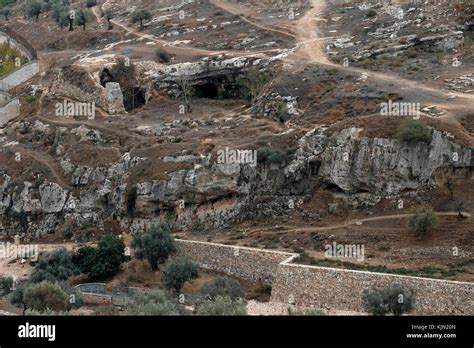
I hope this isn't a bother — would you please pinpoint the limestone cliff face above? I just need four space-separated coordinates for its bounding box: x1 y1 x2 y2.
0 127 471 238
287 127 472 195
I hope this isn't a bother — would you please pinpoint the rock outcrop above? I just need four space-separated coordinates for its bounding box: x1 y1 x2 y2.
0 127 471 237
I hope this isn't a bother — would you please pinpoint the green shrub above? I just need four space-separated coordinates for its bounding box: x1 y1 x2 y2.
23 281 69 313
131 9 152 31
162 257 199 293
155 47 171 63
74 235 128 279
125 289 183 315
0 276 13 296
196 295 247 316
396 120 432 145
362 283 415 316
132 224 176 270
93 304 118 316
31 248 80 283
236 67 269 103
197 277 245 301
257 146 293 164
409 208 438 235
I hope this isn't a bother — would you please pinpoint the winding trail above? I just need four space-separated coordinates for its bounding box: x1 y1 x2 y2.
259 212 471 234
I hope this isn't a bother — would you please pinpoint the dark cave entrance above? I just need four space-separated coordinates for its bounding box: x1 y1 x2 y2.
99 68 113 87
123 87 147 112
194 83 219 99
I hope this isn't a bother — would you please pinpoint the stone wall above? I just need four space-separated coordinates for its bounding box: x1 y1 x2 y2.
0 61 40 91
80 292 113 305
0 97 20 127
176 239 474 315
175 239 293 285
271 261 474 315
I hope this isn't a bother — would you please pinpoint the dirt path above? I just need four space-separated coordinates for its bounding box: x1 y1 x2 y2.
91 6 102 24
209 0 296 38
275 212 471 233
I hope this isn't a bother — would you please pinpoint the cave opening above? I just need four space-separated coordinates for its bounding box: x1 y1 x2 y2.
194 83 219 99
123 87 146 112
99 68 113 87
325 183 344 193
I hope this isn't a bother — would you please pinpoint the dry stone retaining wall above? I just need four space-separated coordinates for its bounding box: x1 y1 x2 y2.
175 239 474 315
0 61 40 91
175 239 293 285
0 97 20 127
271 261 474 315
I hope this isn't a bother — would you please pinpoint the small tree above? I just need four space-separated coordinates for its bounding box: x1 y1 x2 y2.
362 284 415 316
409 207 438 235
155 47 171 63
198 277 245 301
395 119 432 145
125 289 183 315
177 74 192 113
131 9 152 31
162 257 199 293
9 281 30 315
31 248 80 283
23 281 69 313
236 67 269 103
75 8 90 30
75 235 128 279
104 8 114 30
454 200 465 218
26 1 43 21
131 224 176 270
0 276 13 296
0 7 10 21
444 177 454 199
196 295 247 316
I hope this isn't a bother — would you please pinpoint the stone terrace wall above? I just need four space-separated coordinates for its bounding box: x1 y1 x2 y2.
0 61 40 91
175 239 293 285
0 97 20 127
271 262 474 315
175 239 473 315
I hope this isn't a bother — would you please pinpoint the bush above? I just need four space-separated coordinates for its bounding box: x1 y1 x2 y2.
125 289 183 315
396 120 432 145
197 277 245 301
26 1 43 21
236 67 269 103
86 0 97 7
155 47 171 63
257 146 293 164
31 248 80 283
132 224 176 270
8 281 29 314
0 276 13 296
75 8 90 30
362 283 415 316
409 208 438 235
196 295 247 316
74 235 128 279
23 281 69 313
93 304 118 316
162 257 199 293
131 9 152 30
